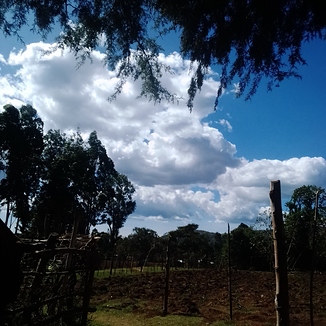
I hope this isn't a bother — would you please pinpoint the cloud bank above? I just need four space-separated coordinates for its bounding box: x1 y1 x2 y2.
1 42 326 234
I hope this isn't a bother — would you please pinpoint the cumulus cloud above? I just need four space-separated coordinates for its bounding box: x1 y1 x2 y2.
1 42 326 234
212 156 326 223
218 119 232 132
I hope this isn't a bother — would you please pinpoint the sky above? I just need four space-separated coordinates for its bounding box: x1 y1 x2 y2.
1 24 326 237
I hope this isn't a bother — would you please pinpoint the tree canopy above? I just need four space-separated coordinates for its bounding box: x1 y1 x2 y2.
0 104 43 232
1 1 326 110
0 104 136 237
284 185 326 270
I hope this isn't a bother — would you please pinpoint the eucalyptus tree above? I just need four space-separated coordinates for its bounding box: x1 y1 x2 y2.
98 173 136 239
1 1 326 109
171 224 210 268
31 129 85 236
87 131 116 228
284 185 326 270
97 172 136 274
31 129 119 236
0 104 43 233
128 227 158 271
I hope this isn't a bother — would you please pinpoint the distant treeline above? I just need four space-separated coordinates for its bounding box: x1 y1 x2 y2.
95 185 326 272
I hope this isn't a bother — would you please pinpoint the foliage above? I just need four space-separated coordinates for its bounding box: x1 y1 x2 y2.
2 1 326 109
31 129 135 237
169 224 217 268
92 229 112 263
127 227 158 271
98 173 136 238
0 104 44 233
229 223 264 270
284 185 326 270
0 104 135 237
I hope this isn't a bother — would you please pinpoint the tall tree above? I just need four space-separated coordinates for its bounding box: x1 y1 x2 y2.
1 1 326 108
31 130 86 236
128 227 158 272
171 224 210 268
31 129 121 237
0 104 43 233
86 131 116 228
98 172 136 274
285 185 326 270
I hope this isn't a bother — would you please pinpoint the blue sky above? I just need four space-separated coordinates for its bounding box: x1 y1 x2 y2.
1 24 326 236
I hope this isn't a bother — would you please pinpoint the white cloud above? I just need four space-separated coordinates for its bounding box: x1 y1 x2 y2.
1 42 326 234
218 119 232 132
0 54 6 64
212 157 326 223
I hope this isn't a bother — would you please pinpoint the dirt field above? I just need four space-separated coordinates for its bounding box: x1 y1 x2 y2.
91 269 326 325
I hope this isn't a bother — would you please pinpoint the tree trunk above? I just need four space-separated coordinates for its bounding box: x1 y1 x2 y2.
228 223 232 321
142 245 155 272
270 180 289 326
5 199 10 226
162 235 171 316
109 245 116 276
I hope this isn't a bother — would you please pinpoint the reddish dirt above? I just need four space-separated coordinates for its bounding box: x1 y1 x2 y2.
91 269 326 325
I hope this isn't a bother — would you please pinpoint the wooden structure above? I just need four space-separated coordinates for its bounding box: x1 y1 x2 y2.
2 229 99 326
0 219 24 326
270 180 290 326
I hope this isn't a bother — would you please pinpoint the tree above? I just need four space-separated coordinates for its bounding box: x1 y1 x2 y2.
128 227 158 272
1 1 326 109
0 104 44 233
31 129 71 236
31 129 94 236
284 185 326 270
31 129 124 237
171 223 213 268
98 172 136 274
93 229 111 267
87 131 116 228
230 223 253 270
253 210 274 271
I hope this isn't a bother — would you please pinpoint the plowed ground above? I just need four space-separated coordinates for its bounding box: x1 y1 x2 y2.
91 269 326 325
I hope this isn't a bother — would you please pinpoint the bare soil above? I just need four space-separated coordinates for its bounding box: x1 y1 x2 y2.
91 269 326 325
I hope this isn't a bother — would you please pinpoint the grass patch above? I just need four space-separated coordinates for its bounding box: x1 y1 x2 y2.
89 299 203 326
93 267 204 279
89 299 239 326
89 311 204 326
94 267 164 279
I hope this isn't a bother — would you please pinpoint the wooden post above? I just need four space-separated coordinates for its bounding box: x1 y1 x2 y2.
81 250 97 326
59 205 80 317
228 223 232 321
162 234 171 316
310 190 319 326
270 180 289 326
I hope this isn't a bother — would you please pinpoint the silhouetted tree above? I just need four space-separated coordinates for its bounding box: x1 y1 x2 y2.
98 173 136 274
285 185 326 270
128 227 158 271
0 104 43 233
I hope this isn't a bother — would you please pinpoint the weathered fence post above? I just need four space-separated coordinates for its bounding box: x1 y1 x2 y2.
270 180 289 326
228 223 232 321
310 190 319 326
81 249 98 326
162 233 171 316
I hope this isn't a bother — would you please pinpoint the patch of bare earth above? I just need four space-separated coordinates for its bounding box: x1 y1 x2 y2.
91 269 326 325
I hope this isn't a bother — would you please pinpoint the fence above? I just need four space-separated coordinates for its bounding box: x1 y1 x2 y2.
4 235 99 326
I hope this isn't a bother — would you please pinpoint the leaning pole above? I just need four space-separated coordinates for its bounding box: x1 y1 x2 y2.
270 180 290 326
